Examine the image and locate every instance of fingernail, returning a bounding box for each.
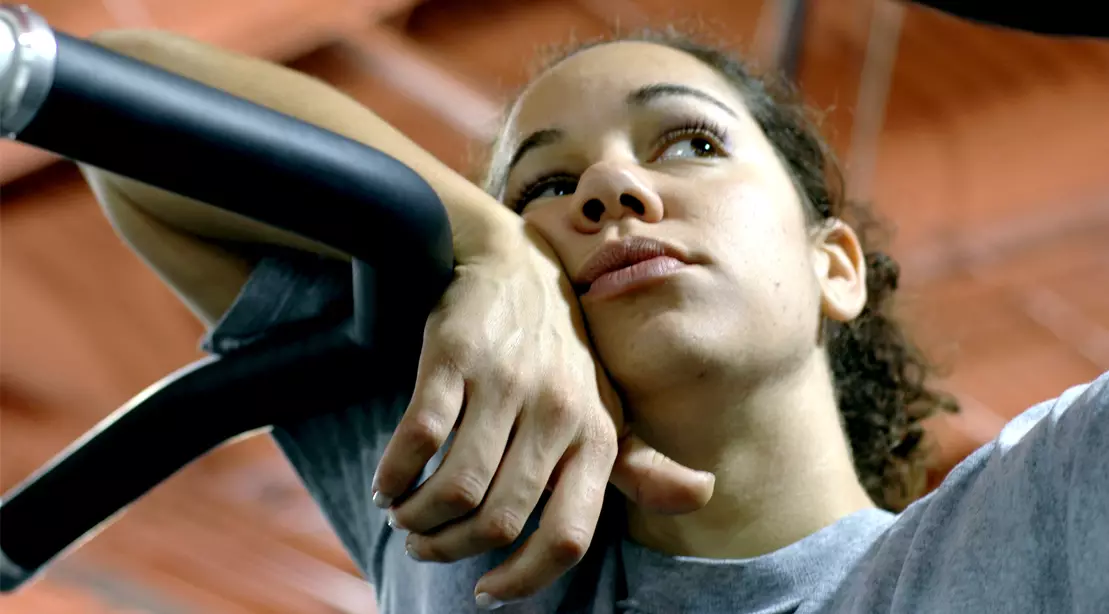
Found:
[475,593,505,610]
[386,511,401,530]
[404,543,422,561]
[372,489,393,509]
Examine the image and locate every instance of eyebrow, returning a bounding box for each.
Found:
[626,83,738,118]
[507,128,564,172]
[505,83,737,179]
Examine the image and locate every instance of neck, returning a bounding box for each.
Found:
[622,354,875,559]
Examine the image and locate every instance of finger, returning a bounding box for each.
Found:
[372,352,464,508]
[389,378,519,534]
[472,441,611,604]
[609,432,715,515]
[404,406,575,562]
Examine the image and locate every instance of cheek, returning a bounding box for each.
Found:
[521,206,554,237]
[522,203,583,265]
[693,174,810,265]
[693,176,820,315]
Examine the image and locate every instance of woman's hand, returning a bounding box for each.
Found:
[371,226,715,603]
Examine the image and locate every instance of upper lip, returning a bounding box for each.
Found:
[573,236,692,289]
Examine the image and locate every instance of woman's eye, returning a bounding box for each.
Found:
[512,176,578,212]
[657,135,720,161]
[533,179,577,200]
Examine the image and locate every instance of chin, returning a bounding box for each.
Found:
[592,308,810,407]
[592,309,733,390]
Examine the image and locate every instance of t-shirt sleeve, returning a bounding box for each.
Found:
[831,371,1109,612]
[201,252,407,584]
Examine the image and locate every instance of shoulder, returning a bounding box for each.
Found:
[991,370,1107,453]
[828,372,1109,613]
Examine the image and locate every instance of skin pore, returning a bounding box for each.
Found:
[494,41,877,559]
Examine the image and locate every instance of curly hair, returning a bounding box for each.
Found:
[478,29,959,511]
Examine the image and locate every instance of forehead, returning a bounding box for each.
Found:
[507,41,747,139]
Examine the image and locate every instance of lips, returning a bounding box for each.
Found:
[574,236,692,298]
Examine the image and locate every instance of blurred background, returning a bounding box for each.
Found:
[1,0,1106,611]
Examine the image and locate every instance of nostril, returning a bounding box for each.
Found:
[582,198,605,222]
[619,194,645,216]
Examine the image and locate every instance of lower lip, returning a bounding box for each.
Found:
[583,256,689,300]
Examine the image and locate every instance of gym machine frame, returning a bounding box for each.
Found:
[0,4,454,592]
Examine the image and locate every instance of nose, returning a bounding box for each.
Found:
[570,161,663,232]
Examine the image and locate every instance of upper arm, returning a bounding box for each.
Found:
[84,166,255,326]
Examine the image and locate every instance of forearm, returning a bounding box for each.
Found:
[87,29,520,260]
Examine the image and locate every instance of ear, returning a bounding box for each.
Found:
[812,219,867,323]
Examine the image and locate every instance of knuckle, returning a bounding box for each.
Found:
[434,324,482,368]
[517,468,550,496]
[593,419,621,452]
[489,359,526,395]
[437,471,487,514]
[475,507,525,546]
[539,390,579,429]
[591,433,620,464]
[547,524,591,565]
[401,412,449,457]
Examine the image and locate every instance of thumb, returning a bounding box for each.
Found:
[609,432,715,515]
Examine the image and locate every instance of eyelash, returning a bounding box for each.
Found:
[654,118,731,159]
[509,118,731,212]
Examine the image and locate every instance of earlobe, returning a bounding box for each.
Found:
[815,220,867,323]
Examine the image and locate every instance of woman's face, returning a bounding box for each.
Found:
[497,41,864,395]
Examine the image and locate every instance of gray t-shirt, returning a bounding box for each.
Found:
[204,254,1108,613]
